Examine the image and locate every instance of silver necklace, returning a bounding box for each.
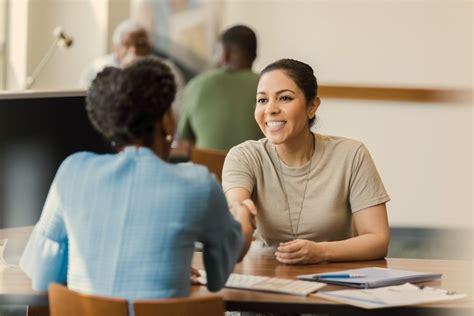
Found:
[275,136,315,240]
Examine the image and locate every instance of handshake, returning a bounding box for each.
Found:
[230,199,257,230]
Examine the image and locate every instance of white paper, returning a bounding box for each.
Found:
[315,283,466,309]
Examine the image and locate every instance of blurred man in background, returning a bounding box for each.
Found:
[176,25,263,154]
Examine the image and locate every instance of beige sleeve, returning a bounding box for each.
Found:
[222,145,256,194]
[349,144,390,212]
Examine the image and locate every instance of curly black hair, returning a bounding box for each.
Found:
[86,56,176,148]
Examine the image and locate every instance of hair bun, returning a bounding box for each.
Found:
[86,56,177,148]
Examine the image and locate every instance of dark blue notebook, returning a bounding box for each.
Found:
[298,267,442,288]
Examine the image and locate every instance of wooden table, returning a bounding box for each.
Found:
[1,226,472,315]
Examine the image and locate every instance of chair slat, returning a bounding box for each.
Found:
[48,283,129,316]
[191,147,227,182]
[134,295,224,316]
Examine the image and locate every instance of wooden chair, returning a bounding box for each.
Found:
[48,284,129,316]
[191,147,227,182]
[134,295,224,316]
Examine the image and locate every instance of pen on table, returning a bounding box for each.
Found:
[312,273,367,279]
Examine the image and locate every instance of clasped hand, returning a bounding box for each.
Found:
[231,199,257,230]
[275,239,326,264]
[190,267,201,284]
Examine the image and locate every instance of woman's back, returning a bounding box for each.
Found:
[21,146,242,300]
[20,56,244,302]
[66,147,222,299]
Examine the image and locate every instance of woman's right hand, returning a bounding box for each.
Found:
[226,188,257,261]
[232,199,257,229]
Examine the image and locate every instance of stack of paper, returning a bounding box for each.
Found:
[315,283,466,309]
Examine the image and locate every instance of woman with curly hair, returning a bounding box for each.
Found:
[20,57,253,306]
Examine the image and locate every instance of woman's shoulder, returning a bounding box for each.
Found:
[172,161,219,186]
[172,163,225,204]
[229,138,269,156]
[48,152,108,186]
[174,161,211,175]
[317,133,365,152]
[315,133,372,162]
[58,151,100,169]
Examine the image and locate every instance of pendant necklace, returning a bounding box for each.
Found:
[275,135,315,240]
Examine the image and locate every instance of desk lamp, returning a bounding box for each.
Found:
[24,26,74,89]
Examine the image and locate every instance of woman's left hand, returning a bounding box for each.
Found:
[275,239,326,264]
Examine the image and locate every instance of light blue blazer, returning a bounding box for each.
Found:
[20,147,243,302]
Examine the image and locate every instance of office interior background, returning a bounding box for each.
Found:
[0,0,472,260]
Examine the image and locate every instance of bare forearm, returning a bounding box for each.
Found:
[226,188,257,262]
[237,212,255,262]
[321,233,389,262]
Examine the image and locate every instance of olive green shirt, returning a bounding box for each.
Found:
[177,68,263,150]
[223,133,390,255]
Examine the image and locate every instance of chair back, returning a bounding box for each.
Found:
[48,283,129,316]
[134,295,224,316]
[191,147,227,182]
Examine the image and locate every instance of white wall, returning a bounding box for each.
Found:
[223,0,473,229]
[6,0,28,90]
[106,0,131,52]
[0,0,6,88]
[223,1,472,88]
[27,0,110,90]
[5,0,129,90]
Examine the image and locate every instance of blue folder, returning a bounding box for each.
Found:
[298,267,442,288]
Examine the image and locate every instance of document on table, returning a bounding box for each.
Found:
[314,283,466,309]
[298,267,442,288]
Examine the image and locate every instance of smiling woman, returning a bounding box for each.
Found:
[223,58,391,265]
[255,64,318,162]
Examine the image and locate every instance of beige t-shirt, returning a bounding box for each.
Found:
[222,133,390,255]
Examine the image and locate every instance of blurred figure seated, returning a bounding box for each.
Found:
[79,20,151,87]
[80,20,184,119]
[173,25,263,158]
